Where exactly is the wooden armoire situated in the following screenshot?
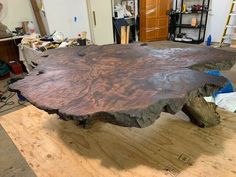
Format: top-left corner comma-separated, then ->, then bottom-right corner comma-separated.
140,0 -> 172,42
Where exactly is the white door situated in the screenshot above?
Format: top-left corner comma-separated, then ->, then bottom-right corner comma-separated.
206,0 -> 234,42
88,0 -> 114,45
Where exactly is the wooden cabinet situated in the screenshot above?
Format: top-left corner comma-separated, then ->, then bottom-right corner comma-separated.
0,37 -> 22,63
140,0 -> 172,42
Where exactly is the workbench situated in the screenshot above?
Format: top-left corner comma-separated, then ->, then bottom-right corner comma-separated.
0,105 -> 235,177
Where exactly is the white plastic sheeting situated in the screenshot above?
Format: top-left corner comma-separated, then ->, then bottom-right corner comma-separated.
205,92 -> 236,113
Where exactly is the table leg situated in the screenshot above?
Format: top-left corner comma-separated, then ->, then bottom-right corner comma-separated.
182,96 -> 220,128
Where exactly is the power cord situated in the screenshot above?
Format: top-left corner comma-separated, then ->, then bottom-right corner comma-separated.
0,91 -> 15,109
0,80 -> 27,114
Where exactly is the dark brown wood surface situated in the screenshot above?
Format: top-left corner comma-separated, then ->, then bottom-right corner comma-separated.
10,44 -> 236,128
0,38 -> 22,63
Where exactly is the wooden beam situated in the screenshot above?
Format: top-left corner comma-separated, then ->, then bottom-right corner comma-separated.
126,26 -> 130,44
120,26 -> 126,44
30,0 -> 47,36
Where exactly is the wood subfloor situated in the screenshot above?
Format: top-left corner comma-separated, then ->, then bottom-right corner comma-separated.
0,105 -> 236,177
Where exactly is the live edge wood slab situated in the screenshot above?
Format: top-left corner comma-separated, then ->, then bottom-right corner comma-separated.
9,44 -> 236,128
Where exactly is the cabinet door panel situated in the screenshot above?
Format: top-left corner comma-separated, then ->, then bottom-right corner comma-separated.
156,18 -> 169,40
157,0 -> 171,18
146,0 -> 158,18
146,19 -> 158,41
140,0 -> 171,42
145,18 -> 168,41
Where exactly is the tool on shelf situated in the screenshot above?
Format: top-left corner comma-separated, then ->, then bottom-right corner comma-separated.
219,0 -> 236,47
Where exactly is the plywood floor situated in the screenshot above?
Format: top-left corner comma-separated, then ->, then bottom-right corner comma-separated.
0,105 -> 236,177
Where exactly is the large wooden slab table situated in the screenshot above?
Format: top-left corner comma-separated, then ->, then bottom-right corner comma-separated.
9,44 -> 236,128
0,105 -> 236,177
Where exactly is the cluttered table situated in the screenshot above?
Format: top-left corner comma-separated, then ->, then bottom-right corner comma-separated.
0,35 -> 24,42
19,33 -> 91,72
0,33 -> 89,74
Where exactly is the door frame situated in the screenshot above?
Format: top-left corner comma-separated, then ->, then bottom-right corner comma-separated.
86,0 -> 95,42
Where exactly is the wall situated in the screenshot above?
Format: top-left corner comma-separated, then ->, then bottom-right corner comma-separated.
2,0 -> 39,32
43,0 -> 91,39
206,0 -> 235,42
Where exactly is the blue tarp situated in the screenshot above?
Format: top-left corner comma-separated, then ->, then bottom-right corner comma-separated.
205,70 -> 234,97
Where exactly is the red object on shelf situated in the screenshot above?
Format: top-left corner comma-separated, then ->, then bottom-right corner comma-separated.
8,61 -> 23,75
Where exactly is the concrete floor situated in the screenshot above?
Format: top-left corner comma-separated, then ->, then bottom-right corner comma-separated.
0,41 -> 235,176
0,125 -> 36,177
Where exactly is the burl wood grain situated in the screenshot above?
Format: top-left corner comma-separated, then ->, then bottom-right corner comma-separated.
10,44 -> 236,128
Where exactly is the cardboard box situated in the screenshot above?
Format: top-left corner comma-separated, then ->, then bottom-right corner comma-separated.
231,39 -> 236,48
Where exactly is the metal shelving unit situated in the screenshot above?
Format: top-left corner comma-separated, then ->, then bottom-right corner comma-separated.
174,0 -> 211,44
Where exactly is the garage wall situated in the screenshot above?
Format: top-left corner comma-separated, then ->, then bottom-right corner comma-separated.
2,0 -> 39,32
206,0 -> 235,42
43,0 -> 91,39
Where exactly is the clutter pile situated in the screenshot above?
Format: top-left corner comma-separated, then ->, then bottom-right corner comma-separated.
176,3 -> 209,14
20,31 -> 91,72
114,1 -> 134,19
0,22 -> 11,39
21,32 -> 88,52
174,33 -> 193,42
0,2 -> 12,39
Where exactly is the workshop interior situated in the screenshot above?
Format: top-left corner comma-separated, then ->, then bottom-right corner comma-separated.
0,0 -> 236,177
